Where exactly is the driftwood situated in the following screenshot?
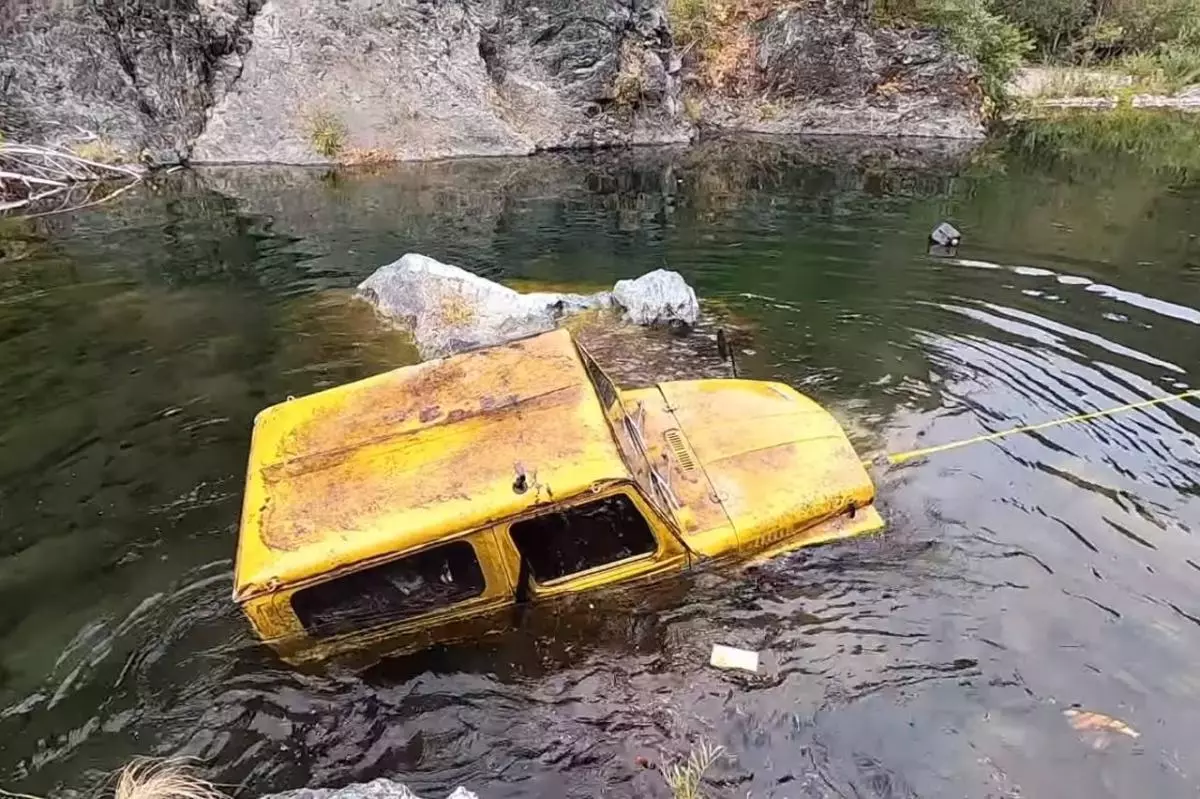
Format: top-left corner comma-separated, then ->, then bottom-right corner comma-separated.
0,142 -> 145,216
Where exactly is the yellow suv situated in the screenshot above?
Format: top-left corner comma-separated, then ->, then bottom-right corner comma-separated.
234,328 -> 882,663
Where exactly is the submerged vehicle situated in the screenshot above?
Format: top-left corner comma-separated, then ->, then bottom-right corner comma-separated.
234,328 -> 883,663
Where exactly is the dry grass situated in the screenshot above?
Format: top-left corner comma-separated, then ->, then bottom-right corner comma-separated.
1031,68 -> 1132,98
340,147 -> 395,166
113,760 -> 228,799
660,741 -> 725,799
669,0 -> 775,92
1,759 -> 227,799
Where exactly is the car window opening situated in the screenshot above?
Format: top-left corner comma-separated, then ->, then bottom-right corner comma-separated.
510,494 -> 657,583
291,540 -> 485,638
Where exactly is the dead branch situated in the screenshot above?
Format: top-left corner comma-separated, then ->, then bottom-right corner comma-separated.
0,140 -> 145,218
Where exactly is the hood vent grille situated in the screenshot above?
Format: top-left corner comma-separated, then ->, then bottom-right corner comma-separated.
664,428 -> 697,471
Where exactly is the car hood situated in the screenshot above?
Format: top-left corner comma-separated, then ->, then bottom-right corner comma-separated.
658,379 -> 876,547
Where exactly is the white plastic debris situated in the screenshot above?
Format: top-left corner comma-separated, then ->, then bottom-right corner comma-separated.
709,644 -> 759,673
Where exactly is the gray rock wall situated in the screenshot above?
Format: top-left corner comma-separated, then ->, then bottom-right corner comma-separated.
0,0 -> 259,164
701,0 -> 984,138
192,0 -> 689,164
0,0 -> 984,165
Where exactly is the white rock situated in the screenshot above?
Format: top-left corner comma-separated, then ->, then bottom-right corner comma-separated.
358,255 -> 701,360
611,268 -> 700,326
357,253 -> 608,360
262,777 -> 475,799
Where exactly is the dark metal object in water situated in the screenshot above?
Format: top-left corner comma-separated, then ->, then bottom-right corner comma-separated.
930,222 -> 961,247
717,328 -> 738,378
928,222 -> 961,257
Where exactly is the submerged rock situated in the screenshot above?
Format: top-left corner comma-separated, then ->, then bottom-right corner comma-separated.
265,778 -> 477,799
356,254 -> 701,360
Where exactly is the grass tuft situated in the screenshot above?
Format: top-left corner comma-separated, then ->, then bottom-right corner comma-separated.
70,139 -> 125,165
660,741 -> 725,799
306,109 -> 347,159
340,147 -> 394,166
114,759 -> 228,799
1,759 -> 227,799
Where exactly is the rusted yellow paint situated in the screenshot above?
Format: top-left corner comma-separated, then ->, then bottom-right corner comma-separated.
235,328 -> 883,663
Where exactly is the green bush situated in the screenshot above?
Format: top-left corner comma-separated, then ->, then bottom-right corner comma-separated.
992,0 -> 1200,62
1100,0 -> 1200,52
992,0 -> 1090,56
1119,41 -> 1200,91
878,0 -> 1032,109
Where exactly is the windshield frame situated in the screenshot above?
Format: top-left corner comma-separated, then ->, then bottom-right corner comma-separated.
574,341 -> 680,517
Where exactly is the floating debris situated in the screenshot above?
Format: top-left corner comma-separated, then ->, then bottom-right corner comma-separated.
1063,708 -> 1139,749
709,644 -> 759,673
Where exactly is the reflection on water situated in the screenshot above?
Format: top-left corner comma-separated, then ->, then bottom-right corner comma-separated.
1,135 -> 1199,798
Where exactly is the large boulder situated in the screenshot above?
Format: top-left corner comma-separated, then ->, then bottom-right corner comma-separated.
357,253 -> 610,359
265,778 -> 477,799
356,254 -> 701,359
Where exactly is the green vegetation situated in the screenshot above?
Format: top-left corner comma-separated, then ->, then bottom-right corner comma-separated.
670,0 -> 1199,112
878,0 -> 1200,106
306,109 -> 347,159
877,0 -> 1033,109
613,41 -> 649,111
667,0 -> 758,90
71,138 -> 125,164
1118,40 -> 1200,92
995,0 -> 1200,60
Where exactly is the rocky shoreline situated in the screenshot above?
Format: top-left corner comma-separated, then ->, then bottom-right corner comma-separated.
1009,67 -> 1200,113
0,0 -> 985,168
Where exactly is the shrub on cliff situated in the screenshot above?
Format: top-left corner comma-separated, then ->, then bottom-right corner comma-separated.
878,0 -> 1033,110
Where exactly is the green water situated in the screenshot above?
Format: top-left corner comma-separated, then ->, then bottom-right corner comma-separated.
1,131 -> 1199,798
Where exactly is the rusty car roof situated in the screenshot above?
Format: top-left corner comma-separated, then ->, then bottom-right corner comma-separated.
234,328 -> 632,600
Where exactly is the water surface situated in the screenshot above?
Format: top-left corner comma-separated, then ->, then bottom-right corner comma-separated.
1,134 -> 1198,798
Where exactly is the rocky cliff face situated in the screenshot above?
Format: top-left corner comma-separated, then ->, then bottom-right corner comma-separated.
0,0 -> 259,165
0,0 -> 983,166
702,0 -> 983,138
193,0 -> 687,163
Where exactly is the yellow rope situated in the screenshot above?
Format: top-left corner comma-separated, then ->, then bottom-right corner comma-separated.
869,388 -> 1200,467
